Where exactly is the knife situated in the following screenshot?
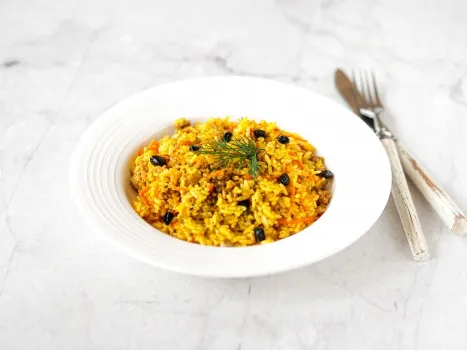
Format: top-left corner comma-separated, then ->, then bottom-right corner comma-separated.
335,68 -> 467,234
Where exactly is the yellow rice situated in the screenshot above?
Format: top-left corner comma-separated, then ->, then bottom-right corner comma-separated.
131,117 -> 332,246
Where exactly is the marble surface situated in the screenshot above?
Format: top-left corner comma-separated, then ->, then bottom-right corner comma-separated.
1,0 -> 467,348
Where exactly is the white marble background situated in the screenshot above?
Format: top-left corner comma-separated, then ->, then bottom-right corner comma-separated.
1,0 -> 467,349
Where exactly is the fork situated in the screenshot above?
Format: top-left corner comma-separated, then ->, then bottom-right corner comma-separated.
352,70 -> 430,262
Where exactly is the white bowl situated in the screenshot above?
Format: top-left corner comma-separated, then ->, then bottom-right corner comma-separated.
69,76 -> 391,278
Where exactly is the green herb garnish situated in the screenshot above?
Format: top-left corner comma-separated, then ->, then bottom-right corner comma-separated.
197,137 -> 262,177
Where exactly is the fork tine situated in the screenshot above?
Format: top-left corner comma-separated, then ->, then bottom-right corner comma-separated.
371,71 -> 381,105
352,69 -> 362,97
358,70 -> 365,102
363,70 -> 373,105
351,69 -> 374,106
358,69 -> 368,103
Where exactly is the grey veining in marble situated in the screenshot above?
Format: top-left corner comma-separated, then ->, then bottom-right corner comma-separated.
1,0 -> 467,349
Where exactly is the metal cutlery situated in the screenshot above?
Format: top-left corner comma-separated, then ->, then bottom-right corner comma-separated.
335,69 -> 467,235
350,70 -> 430,261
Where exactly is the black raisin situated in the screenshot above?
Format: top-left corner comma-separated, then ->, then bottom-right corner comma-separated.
254,227 -> 266,242
223,132 -> 233,142
253,130 -> 267,139
189,145 -> 200,151
277,135 -> 290,144
238,199 -> 250,208
320,170 -> 334,179
150,155 -> 167,166
163,212 -> 174,225
279,173 -> 290,186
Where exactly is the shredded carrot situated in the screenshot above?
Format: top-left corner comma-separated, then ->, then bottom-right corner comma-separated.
208,183 -> 214,192
244,175 -> 253,180
289,151 -> 304,169
179,140 -> 192,146
210,169 -> 225,179
303,217 -> 317,224
147,140 -> 159,152
139,186 -> 150,196
289,201 -> 295,214
289,186 -> 296,197
293,159 -> 304,169
265,175 -> 280,180
138,186 -> 151,205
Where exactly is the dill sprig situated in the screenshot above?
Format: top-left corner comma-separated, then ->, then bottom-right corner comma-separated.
197,137 -> 262,177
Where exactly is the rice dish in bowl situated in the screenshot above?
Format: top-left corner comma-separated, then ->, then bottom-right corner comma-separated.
70,76 -> 392,277
131,117 -> 333,247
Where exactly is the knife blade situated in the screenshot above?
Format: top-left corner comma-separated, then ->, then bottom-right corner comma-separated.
334,68 -> 359,114
334,68 -> 374,129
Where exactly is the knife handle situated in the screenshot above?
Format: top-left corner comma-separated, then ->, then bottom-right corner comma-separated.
396,141 -> 467,234
381,138 -> 430,261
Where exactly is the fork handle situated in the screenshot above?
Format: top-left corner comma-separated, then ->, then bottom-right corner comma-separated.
381,138 -> 430,261
396,141 -> 467,234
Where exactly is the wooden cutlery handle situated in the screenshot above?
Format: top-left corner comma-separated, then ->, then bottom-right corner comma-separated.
382,138 -> 430,261
396,142 -> 467,234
